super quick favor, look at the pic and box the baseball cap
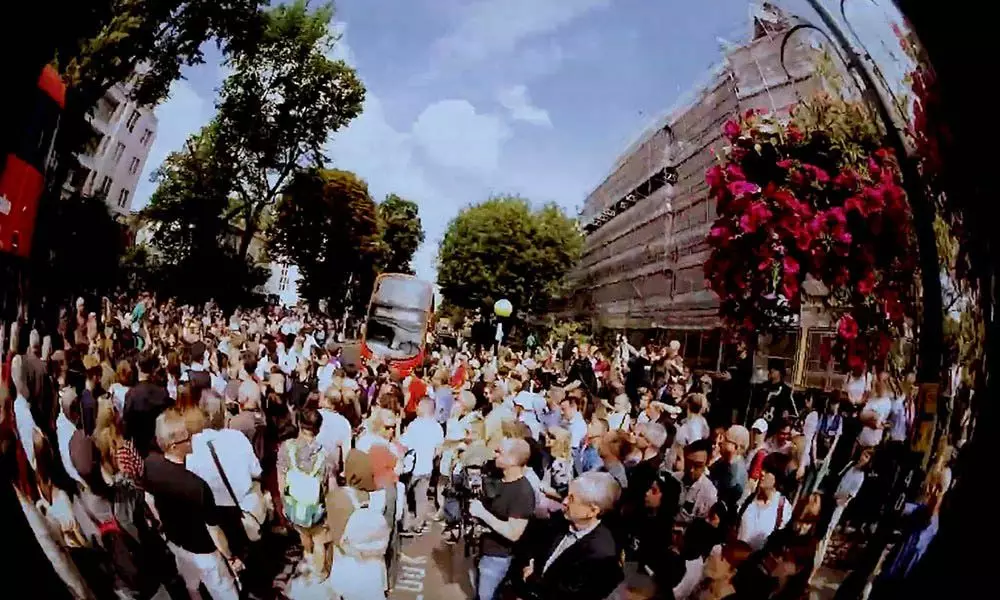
[751,418,769,434]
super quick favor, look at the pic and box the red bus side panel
[0,155,44,258]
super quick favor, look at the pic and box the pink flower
[726,163,747,181]
[708,225,732,247]
[728,180,761,199]
[782,256,800,276]
[776,159,794,169]
[802,164,830,184]
[838,314,859,340]
[845,195,867,216]
[744,108,760,120]
[723,120,742,139]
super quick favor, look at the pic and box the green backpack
[283,443,328,528]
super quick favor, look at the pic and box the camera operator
[468,438,536,600]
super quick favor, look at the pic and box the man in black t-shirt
[144,408,239,599]
[469,438,536,600]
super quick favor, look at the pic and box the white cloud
[497,85,551,127]
[412,100,511,172]
[430,0,612,70]
[133,79,213,211]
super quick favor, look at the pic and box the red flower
[857,271,876,295]
[838,314,859,340]
[708,225,732,248]
[706,164,725,189]
[845,195,867,216]
[726,163,747,181]
[739,201,772,232]
[786,125,804,144]
[723,120,742,139]
[834,167,859,190]
[776,159,794,169]
[744,108,760,120]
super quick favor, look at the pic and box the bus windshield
[364,277,432,360]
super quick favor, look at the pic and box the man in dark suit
[123,352,173,456]
[520,472,624,600]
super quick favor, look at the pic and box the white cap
[751,418,769,433]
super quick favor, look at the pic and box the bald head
[498,437,531,469]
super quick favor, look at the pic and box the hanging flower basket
[703,97,918,366]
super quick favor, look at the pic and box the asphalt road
[391,522,473,600]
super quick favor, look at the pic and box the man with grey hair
[10,355,39,470]
[521,471,623,599]
[622,421,680,523]
[227,378,266,460]
[187,390,264,560]
[55,386,86,486]
[144,408,239,599]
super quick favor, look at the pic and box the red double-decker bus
[0,64,65,259]
[360,273,434,376]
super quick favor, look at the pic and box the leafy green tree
[270,169,381,313]
[377,194,425,274]
[212,0,365,260]
[141,125,267,308]
[437,196,583,318]
[47,0,266,194]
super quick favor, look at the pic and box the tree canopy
[377,194,425,274]
[212,0,365,259]
[270,169,381,313]
[437,196,583,318]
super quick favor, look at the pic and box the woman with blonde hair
[93,395,143,483]
[543,427,572,497]
[109,359,134,416]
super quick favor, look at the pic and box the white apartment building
[64,83,157,215]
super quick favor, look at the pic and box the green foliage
[30,192,125,301]
[437,196,583,318]
[212,0,365,259]
[140,125,267,309]
[270,169,381,314]
[47,0,265,194]
[377,194,425,274]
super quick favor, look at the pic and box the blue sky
[135,0,761,282]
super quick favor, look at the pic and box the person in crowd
[277,408,337,582]
[623,422,672,517]
[316,385,352,472]
[468,437,536,600]
[109,360,133,416]
[520,471,624,599]
[757,365,796,426]
[674,438,719,528]
[325,497,392,600]
[800,394,842,500]
[674,393,711,452]
[598,429,631,490]
[123,352,172,457]
[560,393,587,471]
[144,408,240,599]
[228,379,266,459]
[858,367,894,450]
[737,453,794,551]
[709,424,750,511]
[399,397,444,536]
[185,391,264,561]
[542,426,573,498]
[577,416,608,476]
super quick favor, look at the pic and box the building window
[128,156,141,175]
[278,265,290,291]
[126,110,140,132]
[96,136,109,157]
[99,176,112,196]
[139,128,153,145]
[117,189,130,209]
[113,142,126,164]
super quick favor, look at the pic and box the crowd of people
[0,293,957,600]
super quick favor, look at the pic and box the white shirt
[14,395,38,470]
[109,383,129,415]
[674,415,710,448]
[673,557,706,600]
[567,412,587,449]
[400,417,444,477]
[800,411,819,468]
[674,472,718,526]
[836,465,866,501]
[317,408,352,468]
[56,412,85,485]
[186,428,262,509]
[738,492,792,550]
[355,432,390,454]
[844,373,871,405]
[859,395,892,447]
[317,363,336,394]
[543,520,601,574]
[607,412,631,432]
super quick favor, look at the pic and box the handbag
[208,440,264,542]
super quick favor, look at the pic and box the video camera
[450,460,501,558]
